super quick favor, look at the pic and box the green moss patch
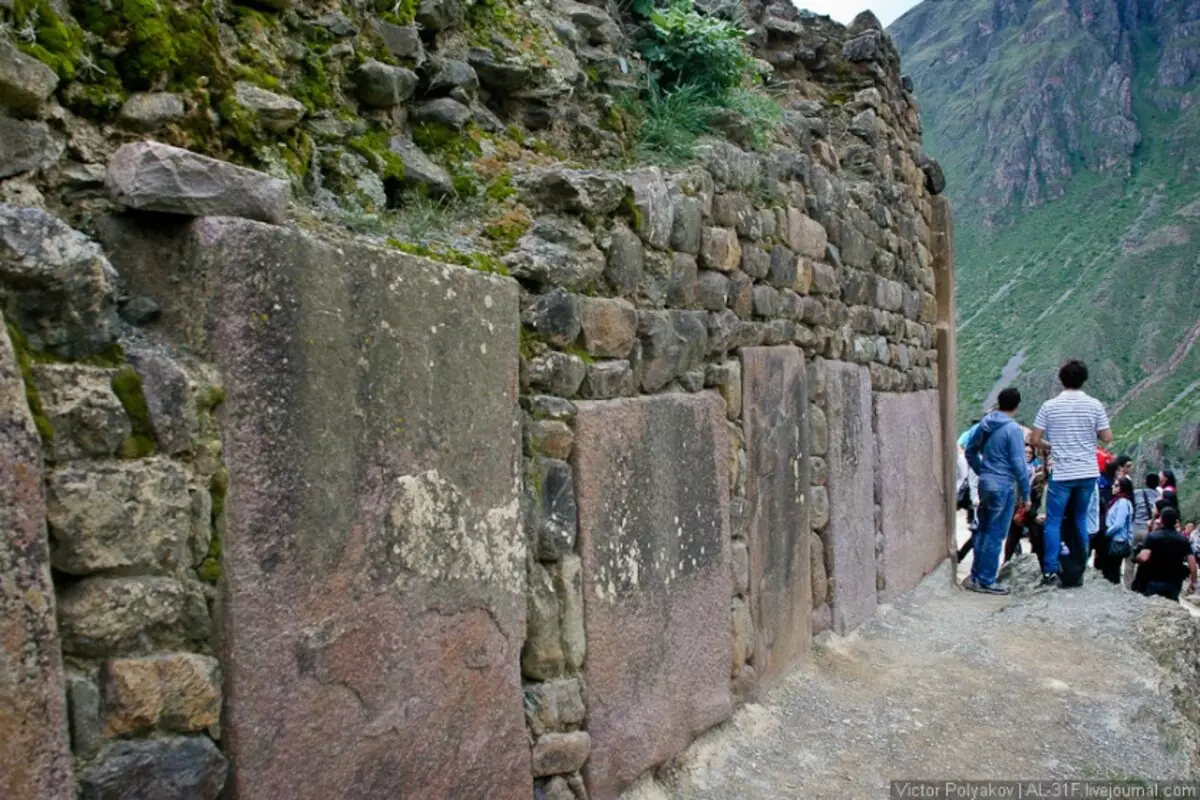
[110,365,157,458]
[5,323,55,445]
[385,238,510,276]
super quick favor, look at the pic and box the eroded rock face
[116,218,531,800]
[741,346,811,688]
[574,393,732,800]
[0,205,120,359]
[823,361,877,635]
[0,315,74,800]
[105,142,290,224]
[78,736,227,800]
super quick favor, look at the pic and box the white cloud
[793,0,922,27]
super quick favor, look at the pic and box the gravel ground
[623,553,1200,800]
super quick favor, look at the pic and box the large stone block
[823,361,877,634]
[111,218,530,799]
[0,315,73,799]
[574,393,732,800]
[874,391,945,600]
[740,346,811,688]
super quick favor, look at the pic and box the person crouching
[1133,507,1197,601]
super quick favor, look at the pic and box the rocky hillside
[892,0,1200,510]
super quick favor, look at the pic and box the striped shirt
[1033,390,1111,482]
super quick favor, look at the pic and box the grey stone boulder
[388,137,455,197]
[427,59,479,97]
[106,142,290,224]
[522,288,581,348]
[354,59,418,107]
[45,458,193,575]
[232,82,306,134]
[416,0,464,31]
[372,21,425,65]
[412,97,473,130]
[30,364,129,461]
[0,39,58,114]
[79,736,228,800]
[504,216,606,290]
[918,154,946,195]
[468,48,533,91]
[127,347,197,455]
[525,351,587,397]
[843,30,884,62]
[603,223,644,297]
[118,93,187,132]
[516,168,626,216]
[554,0,620,44]
[0,118,65,178]
[625,167,673,249]
[56,576,211,657]
[0,205,120,358]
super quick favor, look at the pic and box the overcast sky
[796,0,923,26]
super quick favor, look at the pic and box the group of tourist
[955,359,1197,599]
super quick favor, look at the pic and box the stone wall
[0,1,952,797]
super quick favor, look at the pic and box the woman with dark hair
[1097,476,1134,584]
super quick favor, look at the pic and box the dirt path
[1111,317,1200,419]
[624,554,1200,800]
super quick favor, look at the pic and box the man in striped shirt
[1029,360,1113,587]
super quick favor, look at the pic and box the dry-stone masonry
[0,0,955,796]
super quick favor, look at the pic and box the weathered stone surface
[106,142,290,224]
[823,361,877,635]
[0,38,59,114]
[527,351,587,397]
[580,297,637,358]
[0,315,73,800]
[524,560,565,680]
[541,776,576,800]
[56,577,211,658]
[523,288,582,349]
[626,168,672,249]
[532,731,592,777]
[114,89,183,134]
[669,252,699,307]
[112,218,531,798]
[556,554,585,670]
[637,311,707,392]
[529,457,578,561]
[127,347,197,455]
[427,59,478,96]
[46,458,192,575]
[354,59,418,107]
[574,393,732,800]
[101,653,221,736]
[525,677,586,736]
[412,97,473,129]
[699,227,742,271]
[580,360,635,399]
[31,364,129,461]
[507,215,606,290]
[671,194,702,254]
[741,347,811,687]
[389,137,455,197]
[604,223,644,296]
[518,168,626,216]
[874,391,945,601]
[731,594,755,671]
[810,403,828,455]
[530,419,574,460]
[0,117,65,178]
[706,359,741,420]
[372,21,425,63]
[0,205,120,359]
[233,82,306,133]
[66,672,103,758]
[79,736,228,800]
[697,270,731,311]
[810,532,828,606]
[810,456,828,486]
[810,485,829,530]
[731,537,749,595]
[787,208,828,260]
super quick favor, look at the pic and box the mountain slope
[891,0,1200,513]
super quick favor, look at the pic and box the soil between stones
[624,555,1200,800]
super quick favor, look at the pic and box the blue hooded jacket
[965,411,1031,501]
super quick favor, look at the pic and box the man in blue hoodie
[962,387,1032,595]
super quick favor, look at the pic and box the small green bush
[630,81,711,163]
[638,0,753,98]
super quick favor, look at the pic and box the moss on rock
[111,365,157,459]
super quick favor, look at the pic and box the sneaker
[962,577,1012,595]
[1040,573,1061,588]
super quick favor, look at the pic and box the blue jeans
[1043,478,1095,575]
[971,478,1016,586]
